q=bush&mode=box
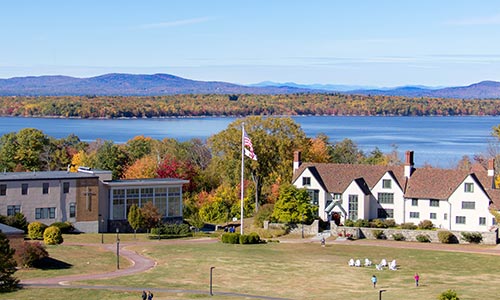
[50,221,74,234]
[438,231,458,244]
[372,229,386,239]
[43,226,63,245]
[383,219,397,228]
[221,233,240,244]
[150,223,192,239]
[416,234,431,243]
[17,241,48,268]
[239,232,261,244]
[5,212,29,233]
[369,219,387,228]
[400,222,417,230]
[461,232,483,244]
[253,204,275,227]
[28,222,47,240]
[438,289,460,300]
[354,219,370,228]
[418,219,434,230]
[344,219,354,227]
[392,233,405,241]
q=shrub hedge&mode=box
[416,234,431,243]
[438,230,458,244]
[28,222,47,240]
[461,232,483,244]
[43,226,63,245]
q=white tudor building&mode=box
[292,151,500,232]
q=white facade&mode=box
[292,156,497,232]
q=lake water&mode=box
[0,116,499,168]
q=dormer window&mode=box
[464,183,474,193]
[382,179,392,189]
[302,177,311,186]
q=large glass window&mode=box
[348,195,358,221]
[126,188,140,216]
[168,187,181,217]
[112,189,125,220]
[0,184,6,196]
[307,189,319,206]
[430,213,437,219]
[479,217,486,225]
[7,205,21,216]
[302,177,311,185]
[155,187,167,217]
[141,188,154,206]
[378,193,394,204]
[456,216,466,224]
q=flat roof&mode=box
[0,170,101,181]
[104,178,189,187]
[0,223,24,234]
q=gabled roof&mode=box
[404,168,470,200]
[293,163,405,194]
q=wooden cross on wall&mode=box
[84,186,96,211]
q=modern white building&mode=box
[292,151,500,232]
[0,168,188,233]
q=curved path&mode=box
[21,237,290,299]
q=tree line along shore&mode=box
[0,93,499,118]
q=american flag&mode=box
[243,129,257,161]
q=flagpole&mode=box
[240,123,245,235]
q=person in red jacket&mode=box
[414,273,420,287]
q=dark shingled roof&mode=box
[294,161,498,202]
[405,168,470,200]
[293,163,405,194]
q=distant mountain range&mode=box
[1,73,500,99]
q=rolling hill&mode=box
[1,73,500,99]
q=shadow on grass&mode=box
[34,257,73,270]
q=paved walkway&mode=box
[21,237,291,299]
[279,235,500,255]
[21,238,216,285]
[21,235,500,299]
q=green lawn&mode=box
[9,235,500,300]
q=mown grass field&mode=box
[7,234,500,300]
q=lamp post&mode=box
[116,228,120,270]
[301,212,304,239]
[210,266,215,296]
[379,289,387,300]
[101,218,104,244]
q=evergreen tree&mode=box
[0,231,19,292]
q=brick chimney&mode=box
[404,150,415,178]
[293,151,302,174]
[488,158,495,189]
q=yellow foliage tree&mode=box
[122,155,158,179]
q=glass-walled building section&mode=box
[109,185,183,220]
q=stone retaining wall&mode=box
[264,220,319,235]
[331,223,498,245]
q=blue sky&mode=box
[1,0,500,87]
